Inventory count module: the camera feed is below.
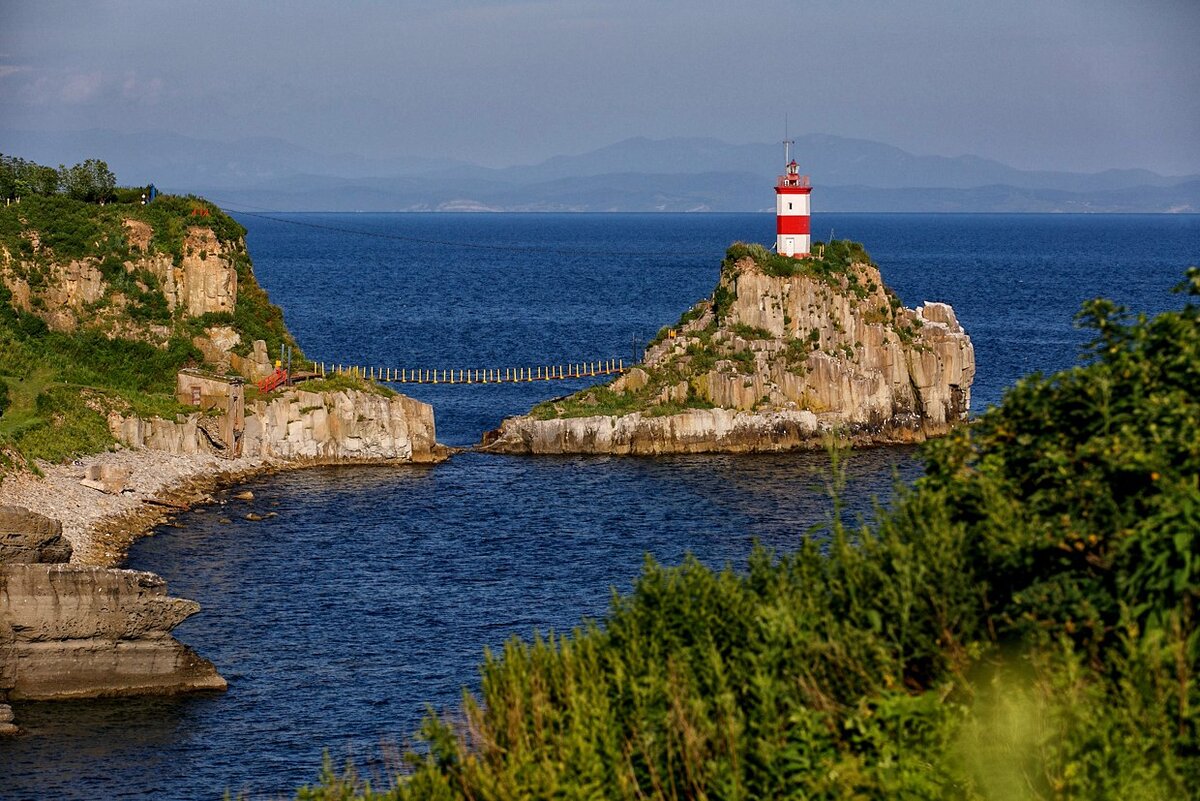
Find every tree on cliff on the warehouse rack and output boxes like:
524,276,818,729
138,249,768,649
61,159,116,203
0,155,115,202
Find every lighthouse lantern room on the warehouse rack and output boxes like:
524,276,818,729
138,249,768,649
775,139,812,258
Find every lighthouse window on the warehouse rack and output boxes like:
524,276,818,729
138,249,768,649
788,202,792,209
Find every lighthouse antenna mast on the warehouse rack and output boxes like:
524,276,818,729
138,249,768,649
782,114,793,165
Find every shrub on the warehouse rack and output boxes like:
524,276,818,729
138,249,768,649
298,269,1200,799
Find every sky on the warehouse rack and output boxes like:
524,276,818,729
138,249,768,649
1,0,1198,175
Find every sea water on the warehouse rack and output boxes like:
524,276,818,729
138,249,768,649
2,213,1195,800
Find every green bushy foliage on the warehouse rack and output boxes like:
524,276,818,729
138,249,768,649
723,240,875,283
1,153,115,202
299,270,1200,800
12,386,116,462
0,192,302,466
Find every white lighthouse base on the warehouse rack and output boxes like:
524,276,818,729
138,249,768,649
777,234,811,258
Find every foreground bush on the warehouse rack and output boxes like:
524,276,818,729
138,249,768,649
298,270,1200,800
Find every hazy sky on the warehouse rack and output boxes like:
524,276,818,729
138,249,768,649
2,0,1198,174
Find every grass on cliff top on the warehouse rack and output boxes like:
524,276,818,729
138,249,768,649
0,191,309,470
530,384,714,420
723,239,875,281
295,372,396,397
0,304,196,465
297,269,1200,800
0,193,301,361
0,192,245,262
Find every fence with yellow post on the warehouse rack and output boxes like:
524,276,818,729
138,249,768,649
305,359,626,385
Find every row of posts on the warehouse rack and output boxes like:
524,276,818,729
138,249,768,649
312,360,625,384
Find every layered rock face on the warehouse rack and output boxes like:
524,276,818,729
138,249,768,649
484,243,974,455
0,507,223,733
482,408,821,455
122,220,237,318
114,388,440,462
0,565,226,701
1,219,237,336
0,505,73,564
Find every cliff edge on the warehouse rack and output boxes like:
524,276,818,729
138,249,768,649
482,241,974,454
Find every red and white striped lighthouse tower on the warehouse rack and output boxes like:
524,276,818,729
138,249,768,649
775,139,812,258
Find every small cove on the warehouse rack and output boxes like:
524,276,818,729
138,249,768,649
2,212,1196,799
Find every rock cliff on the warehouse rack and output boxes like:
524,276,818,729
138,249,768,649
0,506,223,733
0,195,299,390
0,564,226,701
483,241,974,455
113,387,440,462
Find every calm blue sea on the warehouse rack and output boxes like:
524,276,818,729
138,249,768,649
2,213,1196,800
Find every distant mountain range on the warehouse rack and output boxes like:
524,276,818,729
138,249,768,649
2,128,1197,213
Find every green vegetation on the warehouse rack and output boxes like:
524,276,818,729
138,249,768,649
299,270,1200,799
300,372,396,398
0,285,199,461
723,239,875,284
1,153,116,203
730,323,772,340
0,193,277,349
531,378,714,421
0,175,318,468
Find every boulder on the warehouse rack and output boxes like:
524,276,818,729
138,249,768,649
0,564,226,700
0,506,72,564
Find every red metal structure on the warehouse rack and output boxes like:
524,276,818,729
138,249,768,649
256,368,289,393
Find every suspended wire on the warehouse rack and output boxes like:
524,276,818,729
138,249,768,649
209,197,717,259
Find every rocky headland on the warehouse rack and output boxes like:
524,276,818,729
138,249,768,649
0,191,443,733
482,241,974,454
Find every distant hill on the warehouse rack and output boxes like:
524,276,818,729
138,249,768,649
2,129,1196,213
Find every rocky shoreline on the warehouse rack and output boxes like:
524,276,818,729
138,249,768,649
0,385,447,735
480,406,942,456
0,448,267,568
0,445,448,570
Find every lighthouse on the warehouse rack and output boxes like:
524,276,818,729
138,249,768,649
775,139,812,258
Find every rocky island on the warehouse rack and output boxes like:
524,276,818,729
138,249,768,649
0,172,440,733
482,241,974,454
